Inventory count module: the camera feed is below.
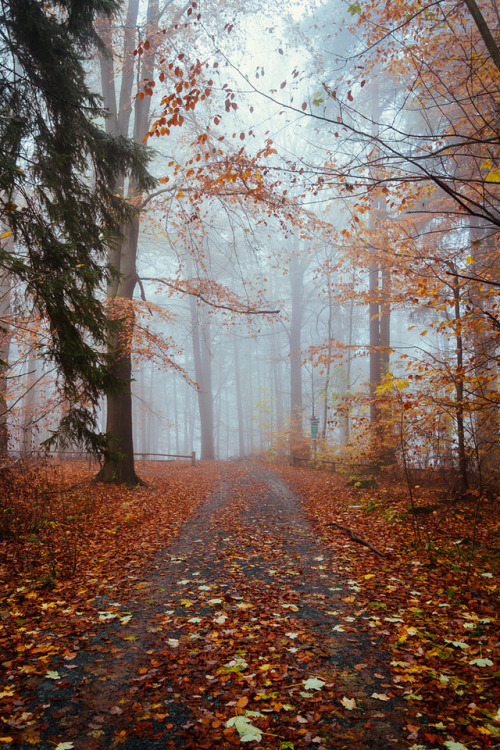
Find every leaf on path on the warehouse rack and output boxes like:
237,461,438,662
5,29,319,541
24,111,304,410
54,743,74,750
341,696,357,710
98,611,118,621
45,670,61,680
302,677,325,691
219,656,248,673
470,658,493,667
371,693,391,701
443,742,469,750
226,715,263,742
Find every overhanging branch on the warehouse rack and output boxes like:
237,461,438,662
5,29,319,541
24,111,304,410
141,277,280,315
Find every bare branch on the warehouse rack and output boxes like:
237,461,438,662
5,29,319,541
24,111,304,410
141,277,280,315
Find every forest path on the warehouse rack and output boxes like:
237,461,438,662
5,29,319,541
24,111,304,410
19,463,414,750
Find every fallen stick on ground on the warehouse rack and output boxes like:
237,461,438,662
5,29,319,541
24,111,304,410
327,522,387,557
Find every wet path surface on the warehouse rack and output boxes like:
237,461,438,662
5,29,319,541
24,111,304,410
17,464,413,749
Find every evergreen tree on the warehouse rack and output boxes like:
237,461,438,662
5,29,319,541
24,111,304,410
0,0,155,451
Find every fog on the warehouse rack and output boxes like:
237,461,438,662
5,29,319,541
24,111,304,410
2,0,499,490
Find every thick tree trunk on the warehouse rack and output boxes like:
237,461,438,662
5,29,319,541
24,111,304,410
468,222,499,484
95,219,145,485
94,0,159,483
95,337,145,486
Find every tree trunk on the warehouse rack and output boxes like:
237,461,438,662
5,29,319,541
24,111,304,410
94,0,160,483
95,334,144,485
289,254,305,450
0,270,11,457
95,217,145,485
322,283,334,440
190,297,215,460
339,298,353,445
21,349,37,457
451,266,469,492
233,337,245,457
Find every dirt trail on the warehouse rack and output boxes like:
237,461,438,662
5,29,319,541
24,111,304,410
17,464,414,749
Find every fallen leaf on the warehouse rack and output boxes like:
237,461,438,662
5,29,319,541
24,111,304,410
303,677,325,691
226,715,262,742
341,696,357,710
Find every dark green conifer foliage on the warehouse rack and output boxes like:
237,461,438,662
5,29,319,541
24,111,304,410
0,0,155,451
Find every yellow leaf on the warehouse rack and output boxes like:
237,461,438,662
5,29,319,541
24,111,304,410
486,168,500,183
364,574,375,580
0,231,12,240
466,256,474,265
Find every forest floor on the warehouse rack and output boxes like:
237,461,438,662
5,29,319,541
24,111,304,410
0,461,498,750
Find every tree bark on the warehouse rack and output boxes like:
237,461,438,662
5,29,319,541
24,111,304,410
95,0,158,483
0,270,11,457
233,337,245,457
451,266,469,492
190,297,215,460
289,254,305,450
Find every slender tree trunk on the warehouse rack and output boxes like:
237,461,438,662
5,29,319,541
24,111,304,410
289,254,305,451
190,297,215,460
451,266,469,491
322,287,333,440
0,270,11,457
339,299,353,445
173,376,180,455
369,258,381,424
233,337,245,457
271,330,284,435
21,349,37,457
